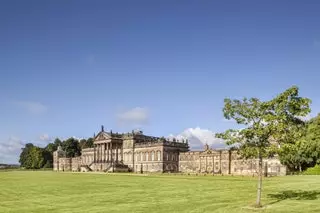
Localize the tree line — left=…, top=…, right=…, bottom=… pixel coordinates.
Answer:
left=19, top=137, right=94, bottom=169
left=278, top=113, right=320, bottom=172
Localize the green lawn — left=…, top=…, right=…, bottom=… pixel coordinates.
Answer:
left=0, top=171, right=320, bottom=213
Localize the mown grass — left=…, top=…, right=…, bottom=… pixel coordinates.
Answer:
left=0, top=171, right=320, bottom=213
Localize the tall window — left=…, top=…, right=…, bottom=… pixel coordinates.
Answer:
left=151, top=151, right=155, bottom=161
left=146, top=152, right=149, bottom=161
left=157, top=151, right=161, bottom=161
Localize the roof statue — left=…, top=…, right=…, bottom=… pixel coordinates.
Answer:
left=204, top=143, right=209, bottom=151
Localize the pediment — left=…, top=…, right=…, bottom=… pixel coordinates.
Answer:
left=94, top=131, right=111, bottom=141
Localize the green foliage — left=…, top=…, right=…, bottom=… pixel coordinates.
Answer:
left=278, top=114, right=320, bottom=171
left=19, top=137, right=88, bottom=169
left=79, top=138, right=94, bottom=149
left=62, top=137, right=81, bottom=157
left=216, top=86, right=311, bottom=207
left=19, top=143, right=34, bottom=168
left=302, top=165, right=320, bottom=175
left=217, top=86, right=311, bottom=158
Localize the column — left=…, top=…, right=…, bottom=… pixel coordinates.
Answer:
left=94, top=145, right=96, bottom=163
left=205, top=156, right=208, bottom=172
left=111, top=143, right=113, bottom=163
left=101, top=144, right=103, bottom=163
left=212, top=156, right=214, bottom=174
left=99, top=144, right=102, bottom=163
left=97, top=144, right=99, bottom=163
left=116, top=144, right=118, bottom=163
left=106, top=143, right=109, bottom=162
left=103, top=143, right=106, bottom=163
left=120, top=144, right=123, bottom=162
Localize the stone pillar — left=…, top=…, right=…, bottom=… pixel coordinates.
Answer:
left=97, top=144, right=99, bottom=163
left=116, top=144, right=118, bottom=163
left=121, top=145, right=123, bottom=162
left=212, top=156, right=214, bottom=174
left=106, top=143, right=109, bottom=162
left=101, top=144, right=103, bottom=163
left=94, top=145, right=96, bottom=163
left=103, top=143, right=106, bottom=163
left=111, top=143, right=113, bottom=162
left=205, top=156, right=208, bottom=172
left=100, top=144, right=102, bottom=163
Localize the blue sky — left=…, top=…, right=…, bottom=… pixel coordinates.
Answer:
left=1, top=1, right=320, bottom=163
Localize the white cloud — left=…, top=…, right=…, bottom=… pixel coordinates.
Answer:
left=0, top=136, right=25, bottom=164
left=169, top=127, right=226, bottom=150
left=14, top=101, right=47, bottom=115
left=39, top=134, right=51, bottom=142
left=116, top=107, right=149, bottom=127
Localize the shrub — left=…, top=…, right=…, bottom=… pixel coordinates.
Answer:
left=302, top=165, right=320, bottom=175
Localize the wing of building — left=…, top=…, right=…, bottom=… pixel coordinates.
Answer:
left=53, top=126, right=286, bottom=176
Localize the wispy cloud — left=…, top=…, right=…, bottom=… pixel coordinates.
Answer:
left=13, top=101, right=48, bottom=115
left=116, top=107, right=149, bottom=127
left=0, top=136, right=25, bottom=164
left=39, top=134, right=51, bottom=142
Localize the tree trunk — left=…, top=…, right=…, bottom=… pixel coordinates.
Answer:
left=299, top=164, right=302, bottom=172
left=256, top=154, right=263, bottom=207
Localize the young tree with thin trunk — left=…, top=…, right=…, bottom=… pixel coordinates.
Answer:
left=216, top=86, right=311, bottom=207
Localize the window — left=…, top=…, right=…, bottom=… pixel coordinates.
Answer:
left=146, top=152, right=149, bottom=161
left=157, top=151, right=161, bottom=161
left=151, top=151, right=155, bottom=161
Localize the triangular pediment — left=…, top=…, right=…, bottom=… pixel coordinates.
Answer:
left=94, top=131, right=111, bottom=141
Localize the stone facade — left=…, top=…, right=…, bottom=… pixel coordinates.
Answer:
left=179, top=145, right=286, bottom=176
left=53, top=127, right=286, bottom=176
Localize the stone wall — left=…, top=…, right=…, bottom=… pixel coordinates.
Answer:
left=179, top=149, right=286, bottom=176
left=133, top=144, right=163, bottom=173
left=58, top=158, right=71, bottom=171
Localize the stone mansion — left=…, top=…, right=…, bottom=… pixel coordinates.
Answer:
left=53, top=126, right=286, bottom=176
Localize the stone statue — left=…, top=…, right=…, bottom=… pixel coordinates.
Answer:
left=204, top=143, right=209, bottom=151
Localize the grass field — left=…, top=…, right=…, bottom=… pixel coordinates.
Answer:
left=0, top=171, right=320, bottom=213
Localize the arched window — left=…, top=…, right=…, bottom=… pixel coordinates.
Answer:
left=146, top=152, right=149, bottom=161
left=135, top=153, right=138, bottom=162
left=157, top=151, right=161, bottom=161
left=151, top=151, right=155, bottom=161
left=139, top=152, right=142, bottom=161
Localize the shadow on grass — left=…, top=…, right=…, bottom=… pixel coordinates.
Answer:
left=267, top=190, right=320, bottom=205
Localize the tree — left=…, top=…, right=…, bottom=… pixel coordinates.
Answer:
left=216, top=86, right=311, bottom=207
left=85, top=138, right=94, bottom=148
left=79, top=138, right=94, bottom=149
left=302, top=114, right=320, bottom=165
left=29, top=146, right=45, bottom=169
left=278, top=114, right=320, bottom=172
left=62, top=137, right=81, bottom=157
left=19, top=143, right=34, bottom=168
